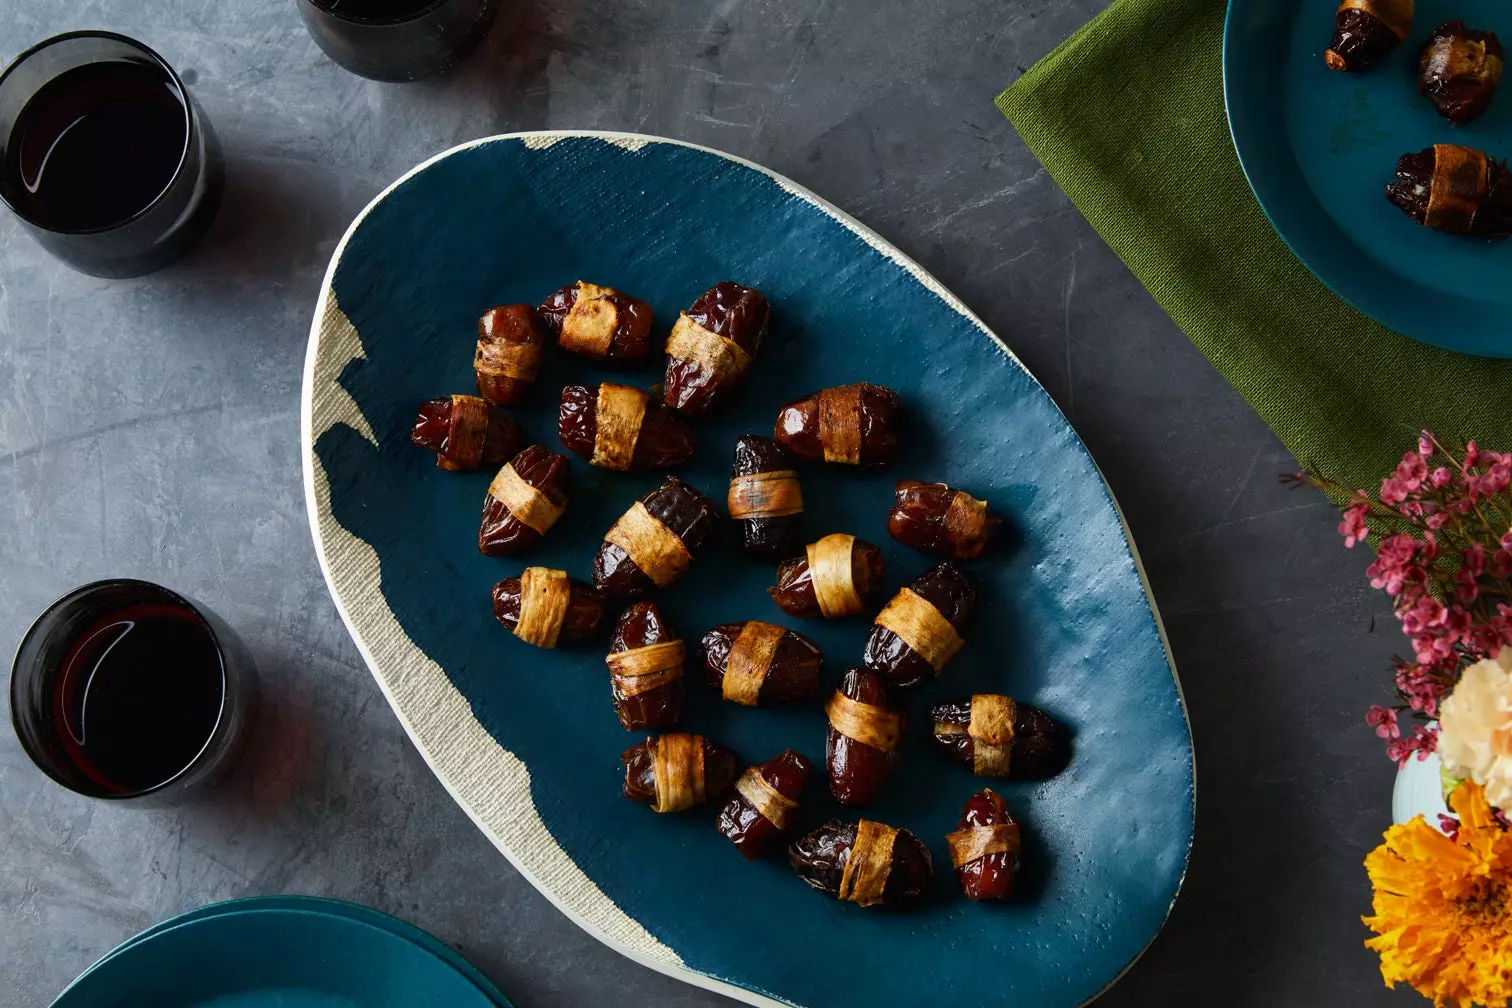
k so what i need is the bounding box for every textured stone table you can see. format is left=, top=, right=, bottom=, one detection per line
left=0, top=2, right=1421, bottom=1005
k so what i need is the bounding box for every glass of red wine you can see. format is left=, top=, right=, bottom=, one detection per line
left=0, top=31, right=223, bottom=278
left=10, top=580, right=258, bottom=802
left=297, top=0, right=501, bottom=82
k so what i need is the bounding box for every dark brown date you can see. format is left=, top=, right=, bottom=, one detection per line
left=663, top=282, right=770, bottom=416
left=622, top=733, right=738, bottom=813
left=768, top=537, right=886, bottom=619
left=594, top=477, right=720, bottom=597
left=479, top=445, right=570, bottom=556
left=789, top=819, right=932, bottom=908
left=728, top=436, right=803, bottom=561
left=863, top=562, right=974, bottom=688
left=538, top=281, right=655, bottom=365
left=825, top=668, right=901, bottom=806
left=700, top=621, right=822, bottom=706
left=716, top=749, right=812, bottom=860
left=948, top=789, right=1020, bottom=901
left=410, top=394, right=520, bottom=471
left=1386, top=145, right=1512, bottom=238
left=491, top=570, right=606, bottom=647
left=773, top=382, right=900, bottom=467
left=1325, top=0, right=1411, bottom=72
left=886, top=479, right=1000, bottom=560
left=606, top=601, right=683, bottom=731
left=558, top=384, right=695, bottom=471
left=929, top=695, right=1068, bottom=779
left=1420, top=21, right=1504, bottom=125
left=475, top=304, right=544, bottom=406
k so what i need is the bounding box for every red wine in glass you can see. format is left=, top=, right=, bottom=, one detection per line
left=11, top=580, right=257, bottom=801
left=296, top=0, right=499, bottom=81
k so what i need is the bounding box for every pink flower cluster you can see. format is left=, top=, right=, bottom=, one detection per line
left=1308, top=433, right=1512, bottom=766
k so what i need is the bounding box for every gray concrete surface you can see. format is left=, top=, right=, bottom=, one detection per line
left=0, top=2, right=1422, bottom=1005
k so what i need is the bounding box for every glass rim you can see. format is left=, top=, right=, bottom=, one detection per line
left=8, top=577, right=231, bottom=801
left=0, top=30, right=194, bottom=237
left=299, top=0, right=455, bottom=27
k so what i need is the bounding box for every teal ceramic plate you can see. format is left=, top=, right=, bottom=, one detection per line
left=301, top=132, right=1194, bottom=1007
left=61, top=896, right=511, bottom=1006
left=51, top=905, right=501, bottom=1007
left=1225, top=0, right=1512, bottom=356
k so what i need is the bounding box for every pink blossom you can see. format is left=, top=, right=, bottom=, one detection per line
left=1385, top=725, right=1439, bottom=767
left=1427, top=512, right=1450, bottom=529
left=1466, top=441, right=1481, bottom=468
left=1395, top=662, right=1447, bottom=717
left=1420, top=434, right=1436, bottom=457
left=1380, top=477, right=1410, bottom=507
left=1431, top=466, right=1453, bottom=488
left=1366, top=705, right=1401, bottom=739
left=1438, top=813, right=1461, bottom=841
left=1339, top=502, right=1370, bottom=548
left=1395, top=452, right=1428, bottom=491
left=1368, top=533, right=1421, bottom=595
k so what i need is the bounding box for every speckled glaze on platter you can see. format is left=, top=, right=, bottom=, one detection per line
left=300, top=131, right=1194, bottom=1008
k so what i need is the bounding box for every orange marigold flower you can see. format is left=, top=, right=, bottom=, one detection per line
left=1363, top=780, right=1512, bottom=1007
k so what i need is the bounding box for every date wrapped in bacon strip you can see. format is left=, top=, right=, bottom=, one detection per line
left=728, top=436, right=803, bottom=560
left=768, top=534, right=886, bottom=620
left=1419, top=22, right=1504, bottom=125
left=774, top=382, right=900, bottom=468
left=558, top=384, right=695, bottom=472
left=825, top=668, right=902, bottom=806
left=538, top=281, right=655, bottom=365
left=946, top=789, right=1022, bottom=901
left=606, top=601, right=684, bottom=730
left=930, top=694, right=1069, bottom=780
left=594, top=477, right=720, bottom=597
left=789, top=818, right=932, bottom=908
left=700, top=620, right=822, bottom=706
left=1325, top=0, right=1412, bottom=72
left=863, top=562, right=974, bottom=688
left=410, top=394, right=520, bottom=471
left=475, top=304, right=545, bottom=406
left=621, top=732, right=738, bottom=813
left=887, top=479, right=1000, bottom=560
left=479, top=445, right=570, bottom=556
left=1386, top=145, right=1512, bottom=238
left=663, top=282, right=769, bottom=416
left=492, top=568, right=607, bottom=649
left=716, top=750, right=812, bottom=860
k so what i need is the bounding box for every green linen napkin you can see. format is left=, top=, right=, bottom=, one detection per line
left=996, top=0, right=1512, bottom=491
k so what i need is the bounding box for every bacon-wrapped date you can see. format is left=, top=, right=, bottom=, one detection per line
left=622, top=733, right=738, bottom=813
left=862, top=562, right=974, bottom=688
left=824, top=668, right=902, bottom=806
left=479, top=445, right=570, bottom=556
left=538, top=281, right=654, bottom=365
left=1419, top=22, right=1504, bottom=125
left=475, top=304, right=545, bottom=406
left=492, top=568, right=606, bottom=648
left=410, top=394, right=520, bottom=471
left=559, top=383, right=695, bottom=472
left=947, top=789, right=1021, bottom=901
left=594, top=477, right=720, bottom=597
left=716, top=750, right=812, bottom=860
left=728, top=436, right=803, bottom=561
left=774, top=382, right=900, bottom=467
left=1325, top=0, right=1412, bottom=72
left=768, top=534, right=886, bottom=619
left=886, top=479, right=999, bottom=560
left=663, top=282, right=769, bottom=416
left=700, top=620, right=822, bottom=706
left=1386, top=145, right=1512, bottom=239
left=606, top=601, right=683, bottom=730
left=789, top=819, right=932, bottom=908
left=929, top=694, right=1068, bottom=779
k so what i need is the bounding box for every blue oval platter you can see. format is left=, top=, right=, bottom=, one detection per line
left=300, top=132, right=1194, bottom=1008
left=1225, top=0, right=1512, bottom=357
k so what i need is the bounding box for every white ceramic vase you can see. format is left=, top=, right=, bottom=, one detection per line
left=1392, top=750, right=1451, bottom=826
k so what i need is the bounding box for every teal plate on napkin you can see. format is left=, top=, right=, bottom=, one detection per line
left=51, top=901, right=506, bottom=1007
left=301, top=132, right=1194, bottom=1007
left=1225, top=0, right=1512, bottom=356
left=56, top=896, right=511, bottom=1006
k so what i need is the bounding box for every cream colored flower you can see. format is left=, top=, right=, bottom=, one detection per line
left=1439, top=648, right=1512, bottom=810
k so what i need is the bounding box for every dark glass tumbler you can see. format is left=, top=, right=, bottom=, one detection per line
left=0, top=32, right=223, bottom=279
left=297, top=0, right=500, bottom=82
left=10, top=580, right=258, bottom=803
